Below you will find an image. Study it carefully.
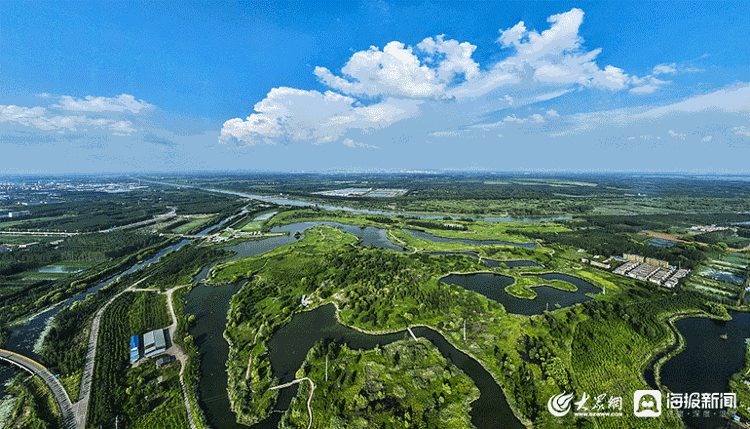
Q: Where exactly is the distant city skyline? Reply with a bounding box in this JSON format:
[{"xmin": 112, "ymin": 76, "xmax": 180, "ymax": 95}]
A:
[{"xmin": 1, "ymin": 1, "xmax": 749, "ymax": 173}]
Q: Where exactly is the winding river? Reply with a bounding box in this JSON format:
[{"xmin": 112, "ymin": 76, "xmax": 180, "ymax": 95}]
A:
[
  {"xmin": 185, "ymin": 219, "xmax": 403, "ymax": 428},
  {"xmin": 185, "ymin": 219, "xmax": 528, "ymax": 429},
  {"xmin": 253, "ymin": 303, "xmax": 523, "ymax": 429}
]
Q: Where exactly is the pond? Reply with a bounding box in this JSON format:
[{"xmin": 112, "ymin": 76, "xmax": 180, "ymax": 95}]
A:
[
  {"xmin": 405, "ymin": 229, "xmax": 536, "ymax": 248},
  {"xmin": 37, "ymin": 265, "xmax": 84, "ymax": 274},
  {"xmin": 440, "ymin": 272, "xmax": 598, "ymax": 316},
  {"xmin": 659, "ymin": 311, "xmax": 750, "ymax": 429},
  {"xmin": 253, "ymin": 303, "xmax": 523, "ymax": 429}
]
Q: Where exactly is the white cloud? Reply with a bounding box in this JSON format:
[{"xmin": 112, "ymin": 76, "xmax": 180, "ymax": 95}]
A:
[
  {"xmin": 636, "ymin": 83, "xmax": 750, "ymax": 118},
  {"xmin": 733, "ymin": 126, "xmax": 750, "ymax": 137},
  {"xmin": 314, "ymin": 41, "xmax": 446, "ymax": 99},
  {"xmin": 417, "ymin": 35, "xmax": 480, "ymax": 82},
  {"xmin": 652, "ymin": 63, "xmax": 678, "ymax": 75},
  {"xmin": 668, "ymin": 129, "xmax": 686, "ymax": 140},
  {"xmin": 0, "ymin": 104, "xmax": 136, "ymax": 135},
  {"xmin": 54, "ymin": 93, "xmax": 154, "ymax": 114},
  {"xmin": 701, "ymin": 135, "xmax": 713, "ymax": 142},
  {"xmin": 220, "ymin": 8, "xmax": 712, "ymax": 147},
  {"xmin": 342, "ymin": 138, "xmax": 379, "ymax": 149},
  {"xmin": 502, "ymin": 112, "xmax": 546, "ymax": 124},
  {"xmin": 493, "ymin": 9, "xmax": 636, "ymax": 91},
  {"xmin": 220, "ymin": 87, "xmax": 420, "ymax": 145}
]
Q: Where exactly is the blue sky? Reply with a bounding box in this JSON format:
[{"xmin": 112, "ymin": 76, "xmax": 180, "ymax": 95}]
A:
[{"xmin": 1, "ymin": 1, "xmax": 749, "ymax": 174}]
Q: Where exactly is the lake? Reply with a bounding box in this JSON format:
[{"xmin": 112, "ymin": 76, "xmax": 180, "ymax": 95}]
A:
[
  {"xmin": 660, "ymin": 311, "xmax": 750, "ymax": 429},
  {"xmin": 440, "ymin": 272, "xmax": 598, "ymax": 316}
]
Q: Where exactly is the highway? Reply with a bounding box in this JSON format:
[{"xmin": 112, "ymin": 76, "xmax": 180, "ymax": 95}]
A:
[{"xmin": 0, "ymin": 348, "xmax": 79, "ymax": 429}]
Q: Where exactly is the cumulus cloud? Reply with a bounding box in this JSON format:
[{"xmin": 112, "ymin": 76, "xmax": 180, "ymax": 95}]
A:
[
  {"xmin": 220, "ymin": 8, "xmax": 711, "ymax": 147},
  {"xmin": 417, "ymin": 35, "xmax": 480, "ymax": 83},
  {"xmin": 0, "ymin": 104, "xmax": 136, "ymax": 135},
  {"xmin": 220, "ymin": 87, "xmax": 420, "ymax": 145},
  {"xmin": 54, "ymin": 93, "xmax": 154, "ymax": 114},
  {"xmin": 314, "ymin": 41, "xmax": 446, "ymax": 99},
  {"xmin": 492, "ymin": 9, "xmax": 635, "ymax": 91}
]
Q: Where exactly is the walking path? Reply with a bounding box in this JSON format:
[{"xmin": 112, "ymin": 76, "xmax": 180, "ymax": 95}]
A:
[{"xmin": 270, "ymin": 377, "xmax": 315, "ymax": 429}]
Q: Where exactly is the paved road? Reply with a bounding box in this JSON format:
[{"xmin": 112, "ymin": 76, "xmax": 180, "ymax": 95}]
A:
[
  {"xmin": 0, "ymin": 348, "xmax": 79, "ymax": 429},
  {"xmin": 73, "ymin": 277, "xmax": 148, "ymax": 428},
  {"xmin": 0, "ymin": 230, "xmax": 78, "ymax": 236}
]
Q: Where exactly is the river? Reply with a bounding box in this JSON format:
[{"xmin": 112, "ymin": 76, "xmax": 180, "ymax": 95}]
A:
[
  {"xmin": 253, "ymin": 303, "xmax": 523, "ymax": 429},
  {"xmin": 0, "ymin": 212, "xmax": 234, "ymax": 396},
  {"xmin": 185, "ymin": 219, "xmax": 527, "ymax": 429},
  {"xmin": 659, "ymin": 311, "xmax": 750, "ymax": 429},
  {"xmin": 185, "ymin": 219, "xmax": 403, "ymax": 429}
]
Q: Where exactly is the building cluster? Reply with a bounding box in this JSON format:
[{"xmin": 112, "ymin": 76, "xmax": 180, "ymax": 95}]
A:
[
  {"xmin": 130, "ymin": 328, "xmax": 168, "ymax": 364},
  {"xmin": 612, "ymin": 254, "xmax": 690, "ymax": 288},
  {"xmin": 313, "ymin": 188, "xmax": 408, "ymax": 198},
  {"xmin": 580, "ymin": 257, "xmax": 611, "ymax": 269},
  {"xmin": 689, "ymin": 224, "xmax": 738, "ymax": 234},
  {"xmin": 1, "ymin": 210, "xmax": 31, "ymax": 219}
]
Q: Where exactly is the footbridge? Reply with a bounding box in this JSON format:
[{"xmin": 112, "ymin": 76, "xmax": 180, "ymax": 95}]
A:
[{"xmin": 0, "ymin": 348, "xmax": 79, "ymax": 429}]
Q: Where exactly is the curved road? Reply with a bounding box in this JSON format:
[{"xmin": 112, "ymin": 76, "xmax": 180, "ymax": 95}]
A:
[{"xmin": 0, "ymin": 348, "xmax": 79, "ymax": 429}]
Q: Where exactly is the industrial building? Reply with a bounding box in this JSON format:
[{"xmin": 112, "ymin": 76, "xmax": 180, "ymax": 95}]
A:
[
  {"xmin": 129, "ymin": 335, "xmax": 141, "ymax": 364},
  {"xmin": 612, "ymin": 254, "xmax": 690, "ymax": 288},
  {"xmin": 1, "ymin": 210, "xmax": 31, "ymax": 219},
  {"xmin": 155, "ymin": 355, "xmax": 175, "ymax": 368},
  {"xmin": 143, "ymin": 329, "xmax": 167, "ymax": 358}
]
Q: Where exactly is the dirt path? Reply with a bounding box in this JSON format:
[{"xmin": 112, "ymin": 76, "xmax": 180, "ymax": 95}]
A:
[{"xmin": 165, "ymin": 285, "xmax": 197, "ymax": 429}]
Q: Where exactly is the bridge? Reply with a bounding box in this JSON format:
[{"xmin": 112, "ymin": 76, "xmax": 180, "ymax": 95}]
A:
[{"xmin": 0, "ymin": 348, "xmax": 80, "ymax": 429}]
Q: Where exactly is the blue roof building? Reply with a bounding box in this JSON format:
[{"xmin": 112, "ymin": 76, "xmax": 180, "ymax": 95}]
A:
[{"xmin": 129, "ymin": 335, "xmax": 141, "ymax": 364}]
